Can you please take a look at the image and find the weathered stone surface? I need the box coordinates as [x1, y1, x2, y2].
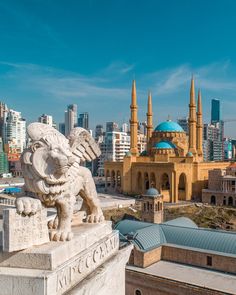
[0, 230, 120, 295]
[18, 122, 104, 242]
[3, 208, 49, 252]
[0, 221, 112, 270]
[67, 244, 133, 295]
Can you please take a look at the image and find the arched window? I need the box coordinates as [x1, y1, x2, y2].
[143, 203, 146, 211]
[135, 290, 142, 295]
[144, 172, 149, 190]
[155, 203, 158, 211]
[161, 173, 170, 190]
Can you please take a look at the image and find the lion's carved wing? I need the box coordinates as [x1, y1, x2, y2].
[68, 127, 101, 163]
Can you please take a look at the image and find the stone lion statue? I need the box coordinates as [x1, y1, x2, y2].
[16, 123, 104, 241]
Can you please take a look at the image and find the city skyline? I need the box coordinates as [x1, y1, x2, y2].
[1, 1, 236, 136]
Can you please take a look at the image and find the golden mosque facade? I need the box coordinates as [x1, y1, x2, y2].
[104, 78, 228, 202]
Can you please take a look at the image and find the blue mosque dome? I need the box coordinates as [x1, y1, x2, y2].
[154, 141, 176, 149]
[155, 120, 184, 132]
[186, 151, 193, 157]
[145, 187, 160, 196]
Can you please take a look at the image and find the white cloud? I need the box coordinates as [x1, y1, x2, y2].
[1, 60, 236, 137]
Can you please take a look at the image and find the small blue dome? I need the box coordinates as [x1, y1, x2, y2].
[125, 151, 132, 157]
[154, 141, 176, 149]
[145, 188, 160, 196]
[186, 151, 193, 157]
[155, 120, 184, 132]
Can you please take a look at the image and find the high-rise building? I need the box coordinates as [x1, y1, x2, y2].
[104, 131, 130, 162]
[95, 124, 104, 139]
[177, 117, 189, 135]
[0, 138, 8, 175]
[211, 99, 221, 124]
[78, 112, 89, 130]
[65, 104, 77, 136]
[121, 123, 129, 133]
[224, 138, 233, 160]
[2, 109, 26, 153]
[106, 122, 119, 132]
[59, 123, 65, 135]
[38, 114, 53, 127]
[0, 102, 8, 137]
[203, 123, 223, 161]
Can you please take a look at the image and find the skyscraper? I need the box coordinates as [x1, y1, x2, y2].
[177, 117, 189, 134]
[78, 112, 89, 130]
[106, 122, 119, 132]
[2, 109, 26, 153]
[65, 104, 77, 136]
[95, 124, 104, 139]
[211, 99, 221, 124]
[59, 123, 65, 135]
[38, 114, 54, 127]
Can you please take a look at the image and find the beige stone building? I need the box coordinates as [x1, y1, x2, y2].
[105, 78, 228, 202]
[202, 163, 236, 206]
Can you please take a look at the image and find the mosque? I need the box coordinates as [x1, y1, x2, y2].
[104, 78, 228, 202]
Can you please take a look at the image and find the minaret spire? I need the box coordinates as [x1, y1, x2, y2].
[188, 76, 197, 155]
[196, 89, 203, 157]
[146, 91, 153, 143]
[130, 80, 138, 155]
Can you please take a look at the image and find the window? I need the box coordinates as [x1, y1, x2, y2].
[207, 256, 212, 266]
[135, 290, 142, 295]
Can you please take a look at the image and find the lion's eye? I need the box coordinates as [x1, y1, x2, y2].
[53, 148, 59, 153]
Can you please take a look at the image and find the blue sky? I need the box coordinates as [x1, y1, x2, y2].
[1, 0, 236, 136]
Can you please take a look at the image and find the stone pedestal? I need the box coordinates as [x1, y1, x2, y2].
[0, 218, 132, 295]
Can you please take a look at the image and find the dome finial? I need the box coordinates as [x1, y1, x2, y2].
[167, 114, 171, 121]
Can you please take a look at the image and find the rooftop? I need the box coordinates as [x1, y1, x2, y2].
[153, 141, 176, 149]
[115, 218, 236, 256]
[127, 261, 236, 294]
[154, 120, 184, 133]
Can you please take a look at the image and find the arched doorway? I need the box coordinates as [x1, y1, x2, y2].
[137, 172, 143, 193]
[150, 172, 156, 188]
[161, 173, 170, 202]
[223, 196, 226, 205]
[228, 196, 233, 206]
[210, 195, 216, 205]
[144, 172, 149, 190]
[178, 173, 187, 201]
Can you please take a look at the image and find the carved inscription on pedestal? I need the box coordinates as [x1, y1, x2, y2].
[56, 231, 119, 294]
[3, 208, 49, 252]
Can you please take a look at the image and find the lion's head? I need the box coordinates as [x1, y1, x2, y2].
[23, 123, 75, 184]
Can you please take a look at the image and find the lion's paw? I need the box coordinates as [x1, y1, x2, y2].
[48, 216, 58, 229]
[15, 197, 42, 216]
[86, 210, 104, 223]
[49, 230, 73, 242]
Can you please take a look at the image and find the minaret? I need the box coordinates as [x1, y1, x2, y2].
[188, 77, 197, 155]
[197, 89, 203, 156]
[146, 91, 153, 143]
[130, 80, 138, 155]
